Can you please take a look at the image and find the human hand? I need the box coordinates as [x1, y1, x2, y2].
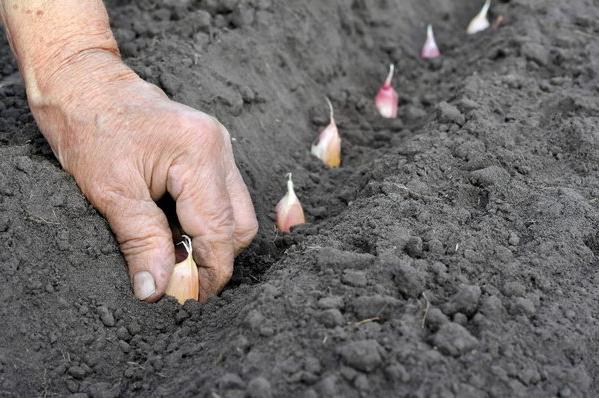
[31, 50, 258, 302]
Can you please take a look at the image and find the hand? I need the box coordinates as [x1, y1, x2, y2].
[32, 50, 258, 302]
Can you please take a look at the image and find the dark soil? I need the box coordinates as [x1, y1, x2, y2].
[2, 0, 599, 397]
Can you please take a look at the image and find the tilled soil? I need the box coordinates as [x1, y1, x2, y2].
[1, 0, 599, 397]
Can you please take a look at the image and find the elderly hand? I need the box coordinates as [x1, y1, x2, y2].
[32, 51, 258, 302]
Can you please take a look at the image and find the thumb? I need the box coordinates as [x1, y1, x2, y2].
[98, 186, 175, 302]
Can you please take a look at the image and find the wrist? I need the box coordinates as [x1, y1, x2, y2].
[0, 1, 125, 107]
[30, 50, 140, 168]
[24, 38, 123, 108]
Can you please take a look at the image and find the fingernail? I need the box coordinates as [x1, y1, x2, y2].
[133, 271, 156, 300]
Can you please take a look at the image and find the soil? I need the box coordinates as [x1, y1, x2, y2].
[1, 0, 599, 397]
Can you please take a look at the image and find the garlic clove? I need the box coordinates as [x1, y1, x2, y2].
[492, 15, 504, 31]
[421, 24, 441, 59]
[311, 98, 341, 168]
[375, 64, 399, 119]
[467, 0, 491, 34]
[275, 173, 306, 233]
[165, 235, 199, 304]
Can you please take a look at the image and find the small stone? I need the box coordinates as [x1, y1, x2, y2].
[354, 374, 370, 390]
[218, 373, 245, 390]
[341, 270, 367, 287]
[384, 363, 411, 383]
[15, 156, 33, 174]
[239, 85, 256, 103]
[247, 377, 272, 398]
[425, 307, 449, 331]
[405, 236, 423, 258]
[317, 296, 344, 309]
[255, 0, 272, 10]
[404, 105, 427, 121]
[175, 309, 190, 323]
[443, 285, 481, 316]
[458, 97, 479, 111]
[301, 389, 318, 398]
[116, 326, 131, 341]
[522, 42, 549, 66]
[127, 320, 141, 335]
[66, 379, 79, 393]
[304, 356, 322, 374]
[558, 386, 572, 398]
[316, 248, 375, 270]
[432, 322, 478, 357]
[426, 239, 444, 255]
[316, 375, 338, 396]
[437, 101, 465, 125]
[503, 281, 526, 297]
[453, 313, 468, 325]
[340, 366, 357, 381]
[88, 382, 119, 398]
[245, 310, 265, 331]
[392, 262, 425, 297]
[511, 297, 536, 316]
[470, 166, 510, 188]
[495, 245, 513, 262]
[118, 340, 131, 353]
[97, 306, 115, 327]
[480, 295, 503, 318]
[259, 326, 274, 337]
[318, 309, 344, 328]
[68, 366, 87, 379]
[230, 5, 255, 28]
[351, 295, 401, 319]
[337, 340, 383, 372]
[190, 10, 212, 32]
[508, 232, 520, 246]
[0, 214, 10, 232]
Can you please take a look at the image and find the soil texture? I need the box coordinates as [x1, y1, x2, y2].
[1, 0, 599, 397]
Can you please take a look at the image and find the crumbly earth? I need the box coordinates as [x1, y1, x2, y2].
[1, 0, 599, 397]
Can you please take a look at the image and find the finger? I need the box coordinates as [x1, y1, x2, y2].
[98, 181, 174, 302]
[226, 166, 259, 255]
[168, 159, 236, 303]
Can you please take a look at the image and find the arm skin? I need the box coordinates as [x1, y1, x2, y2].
[0, 1, 258, 302]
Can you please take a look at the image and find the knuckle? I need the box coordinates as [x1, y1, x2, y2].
[181, 114, 229, 148]
[119, 228, 171, 259]
[203, 206, 236, 238]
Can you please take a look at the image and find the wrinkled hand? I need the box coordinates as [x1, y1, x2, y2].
[32, 51, 258, 302]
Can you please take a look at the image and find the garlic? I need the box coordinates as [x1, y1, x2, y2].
[421, 24, 441, 59]
[375, 64, 399, 119]
[275, 173, 306, 233]
[492, 15, 504, 31]
[165, 235, 199, 304]
[311, 98, 341, 168]
[467, 0, 491, 34]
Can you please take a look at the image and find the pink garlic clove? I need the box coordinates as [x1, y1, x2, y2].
[275, 173, 306, 233]
[311, 98, 341, 168]
[421, 24, 441, 59]
[375, 64, 399, 118]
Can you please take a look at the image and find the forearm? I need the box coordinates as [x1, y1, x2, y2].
[0, 0, 121, 104]
[0, 0, 141, 164]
